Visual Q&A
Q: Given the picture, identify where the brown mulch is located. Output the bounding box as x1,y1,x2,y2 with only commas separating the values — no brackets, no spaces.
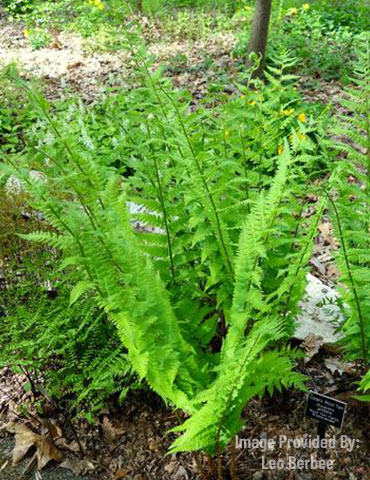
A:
0,349,369,480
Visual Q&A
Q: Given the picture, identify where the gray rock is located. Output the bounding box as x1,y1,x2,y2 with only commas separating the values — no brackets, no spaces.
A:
4,171,46,195
4,175,23,195
295,273,343,345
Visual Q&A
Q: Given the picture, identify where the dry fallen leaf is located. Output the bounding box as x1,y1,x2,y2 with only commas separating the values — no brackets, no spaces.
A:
325,358,357,376
301,334,323,363
310,257,326,276
60,458,95,475
148,438,158,452
102,416,117,444
175,465,188,479
46,420,62,441
36,436,63,470
55,436,83,454
319,221,338,247
60,459,76,473
7,423,39,464
7,422,62,469
164,460,177,474
113,468,130,479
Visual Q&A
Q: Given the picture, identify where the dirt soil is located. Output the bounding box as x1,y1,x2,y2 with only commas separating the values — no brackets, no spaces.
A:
0,17,237,103
0,352,369,480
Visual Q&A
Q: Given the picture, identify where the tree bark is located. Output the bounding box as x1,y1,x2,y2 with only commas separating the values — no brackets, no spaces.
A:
247,0,273,75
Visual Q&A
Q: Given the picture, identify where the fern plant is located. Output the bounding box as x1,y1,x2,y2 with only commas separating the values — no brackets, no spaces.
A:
328,34,370,397
0,271,132,420
2,48,323,470
0,165,132,422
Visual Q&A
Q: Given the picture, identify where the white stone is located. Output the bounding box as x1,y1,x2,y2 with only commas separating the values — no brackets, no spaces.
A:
4,175,23,195
4,171,46,195
295,273,343,345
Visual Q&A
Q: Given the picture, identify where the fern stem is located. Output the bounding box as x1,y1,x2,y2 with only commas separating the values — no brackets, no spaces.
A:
193,452,210,480
158,84,234,278
276,0,285,33
206,455,218,478
217,442,223,480
282,200,324,323
239,124,250,210
327,191,368,364
365,97,370,180
363,39,370,179
146,121,176,280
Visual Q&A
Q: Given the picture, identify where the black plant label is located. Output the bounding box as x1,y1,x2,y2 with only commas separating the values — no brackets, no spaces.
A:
305,391,346,429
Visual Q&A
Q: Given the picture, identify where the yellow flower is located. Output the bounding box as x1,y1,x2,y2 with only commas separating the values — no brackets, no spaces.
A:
249,100,256,106
283,108,295,116
287,7,298,15
278,145,284,155
297,113,307,122
23,28,31,37
302,3,310,11
93,0,104,9
298,132,307,141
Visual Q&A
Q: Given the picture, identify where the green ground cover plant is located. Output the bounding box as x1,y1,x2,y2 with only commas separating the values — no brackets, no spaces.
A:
235,1,370,83
0,72,37,154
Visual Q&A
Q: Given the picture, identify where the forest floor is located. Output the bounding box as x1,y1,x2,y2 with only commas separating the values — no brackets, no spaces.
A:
0,17,343,107
0,15,369,480
0,17,237,102
1,353,369,480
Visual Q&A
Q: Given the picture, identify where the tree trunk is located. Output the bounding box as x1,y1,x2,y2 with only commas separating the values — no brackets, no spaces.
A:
247,0,273,75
